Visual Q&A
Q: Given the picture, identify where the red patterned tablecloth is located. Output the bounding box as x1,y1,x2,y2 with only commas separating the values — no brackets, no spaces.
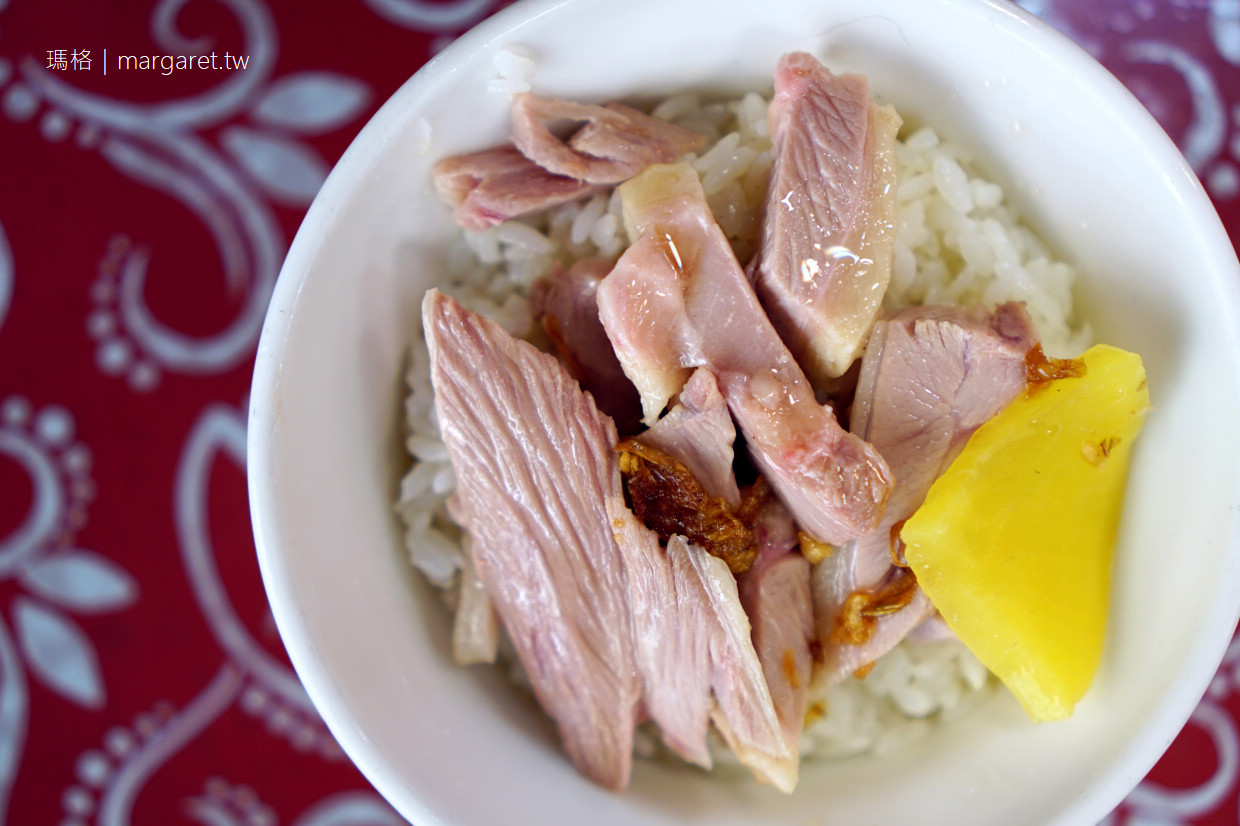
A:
1,2,1238,824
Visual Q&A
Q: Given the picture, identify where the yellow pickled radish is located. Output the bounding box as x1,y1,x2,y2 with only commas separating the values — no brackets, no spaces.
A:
901,344,1149,722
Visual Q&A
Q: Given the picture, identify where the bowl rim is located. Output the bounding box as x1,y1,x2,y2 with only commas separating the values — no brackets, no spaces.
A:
248,0,1240,823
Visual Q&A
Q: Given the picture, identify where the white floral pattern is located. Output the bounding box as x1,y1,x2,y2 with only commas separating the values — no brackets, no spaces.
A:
0,0,402,822
1016,0,1240,203
7,0,360,391
0,395,127,815
362,0,496,31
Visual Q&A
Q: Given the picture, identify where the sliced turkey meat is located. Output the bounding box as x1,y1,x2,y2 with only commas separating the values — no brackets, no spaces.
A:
596,161,892,544
637,368,741,509
672,535,798,792
424,289,641,789
432,145,601,231
531,257,643,434
810,302,1038,691
747,52,900,385
426,289,797,791
512,93,708,184
737,495,814,763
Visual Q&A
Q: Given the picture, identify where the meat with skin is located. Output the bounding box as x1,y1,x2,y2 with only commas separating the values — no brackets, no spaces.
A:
747,52,901,385
512,93,708,185
432,145,601,231
531,258,643,433
737,497,813,762
810,302,1038,691
637,368,741,508
596,162,892,545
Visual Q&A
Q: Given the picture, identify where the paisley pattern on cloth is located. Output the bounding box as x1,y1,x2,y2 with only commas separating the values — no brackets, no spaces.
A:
0,1,1237,823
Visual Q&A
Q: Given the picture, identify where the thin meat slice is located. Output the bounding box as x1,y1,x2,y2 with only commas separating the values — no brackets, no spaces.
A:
823,586,937,688
671,536,798,792
742,554,813,760
432,145,600,231
637,368,741,508
597,162,892,545
512,93,708,184
748,52,901,385
608,506,794,788
810,302,1038,691
852,304,1038,503
424,289,641,790
738,497,813,763
427,289,797,790
606,502,714,768
531,258,643,433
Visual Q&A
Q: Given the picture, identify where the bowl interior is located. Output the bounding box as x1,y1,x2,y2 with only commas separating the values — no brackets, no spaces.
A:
249,0,1240,824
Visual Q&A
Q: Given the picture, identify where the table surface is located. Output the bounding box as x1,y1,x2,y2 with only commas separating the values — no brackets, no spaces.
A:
2,1,1239,824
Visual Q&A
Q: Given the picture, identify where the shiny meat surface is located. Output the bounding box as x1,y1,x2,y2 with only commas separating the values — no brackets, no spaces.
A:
512,93,708,184
424,289,640,789
597,162,892,544
748,52,900,384
431,145,600,231
811,302,1038,690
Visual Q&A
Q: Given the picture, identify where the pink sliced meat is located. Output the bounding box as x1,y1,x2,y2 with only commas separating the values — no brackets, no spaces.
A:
637,368,741,508
424,289,641,789
432,145,601,231
610,507,796,788
512,93,707,185
592,229,693,426
426,289,798,790
531,258,643,434
747,52,901,384
738,497,813,763
597,162,892,545
605,503,714,768
810,302,1038,691
671,535,797,792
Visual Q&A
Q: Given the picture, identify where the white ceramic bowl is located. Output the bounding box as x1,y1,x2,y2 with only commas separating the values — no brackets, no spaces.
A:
248,0,1240,823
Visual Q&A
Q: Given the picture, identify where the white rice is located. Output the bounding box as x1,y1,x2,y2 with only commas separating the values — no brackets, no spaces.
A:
396,87,1090,765
488,46,537,95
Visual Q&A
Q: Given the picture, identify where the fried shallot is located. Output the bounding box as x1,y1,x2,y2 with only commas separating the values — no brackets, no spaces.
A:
617,439,758,574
